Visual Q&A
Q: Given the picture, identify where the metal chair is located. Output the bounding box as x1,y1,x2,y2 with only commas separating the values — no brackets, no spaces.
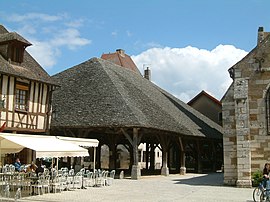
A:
3,183,10,199
84,171,94,187
50,174,61,193
42,175,51,194
31,173,44,195
73,171,83,189
107,170,116,186
95,170,107,187
14,187,21,202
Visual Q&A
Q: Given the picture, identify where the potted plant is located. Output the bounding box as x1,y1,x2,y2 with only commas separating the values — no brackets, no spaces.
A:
252,170,263,187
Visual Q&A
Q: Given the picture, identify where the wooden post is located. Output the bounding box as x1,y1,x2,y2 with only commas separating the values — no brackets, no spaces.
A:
131,128,141,179
211,141,217,172
178,137,186,175
159,134,170,176
196,140,202,173
120,128,141,180
96,144,101,169
108,136,117,169
161,147,169,176
149,142,155,171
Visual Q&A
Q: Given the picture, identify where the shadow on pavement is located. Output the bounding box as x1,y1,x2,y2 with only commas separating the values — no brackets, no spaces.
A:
173,172,224,186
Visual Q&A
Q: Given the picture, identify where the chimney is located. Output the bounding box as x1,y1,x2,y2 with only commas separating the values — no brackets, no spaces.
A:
257,26,264,45
144,67,151,80
116,49,125,57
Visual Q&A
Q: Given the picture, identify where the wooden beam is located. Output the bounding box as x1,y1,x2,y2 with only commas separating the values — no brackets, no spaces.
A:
178,137,184,152
123,143,131,152
159,134,170,149
120,128,132,144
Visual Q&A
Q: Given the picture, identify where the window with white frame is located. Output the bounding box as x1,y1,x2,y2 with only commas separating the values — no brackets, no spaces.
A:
15,83,29,111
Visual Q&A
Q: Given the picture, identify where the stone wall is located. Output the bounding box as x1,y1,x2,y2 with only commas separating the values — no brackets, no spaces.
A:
222,30,270,187
222,84,237,185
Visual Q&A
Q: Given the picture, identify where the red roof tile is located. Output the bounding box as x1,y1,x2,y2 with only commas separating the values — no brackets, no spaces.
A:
101,49,141,74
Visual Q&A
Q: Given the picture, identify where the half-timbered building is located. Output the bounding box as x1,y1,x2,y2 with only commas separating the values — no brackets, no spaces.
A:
0,25,56,164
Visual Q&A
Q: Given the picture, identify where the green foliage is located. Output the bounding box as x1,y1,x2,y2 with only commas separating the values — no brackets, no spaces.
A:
252,170,263,187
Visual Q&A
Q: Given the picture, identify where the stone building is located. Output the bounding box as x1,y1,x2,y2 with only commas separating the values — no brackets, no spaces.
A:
222,27,270,187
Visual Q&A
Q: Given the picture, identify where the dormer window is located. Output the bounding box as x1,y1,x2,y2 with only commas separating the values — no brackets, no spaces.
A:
0,32,31,64
8,43,24,63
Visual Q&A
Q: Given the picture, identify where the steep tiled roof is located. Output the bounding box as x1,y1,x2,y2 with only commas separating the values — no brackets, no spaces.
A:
51,57,222,139
0,32,32,45
0,25,55,85
0,25,9,34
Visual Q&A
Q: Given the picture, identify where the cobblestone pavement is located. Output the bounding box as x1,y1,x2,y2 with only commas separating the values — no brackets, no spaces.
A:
12,173,254,202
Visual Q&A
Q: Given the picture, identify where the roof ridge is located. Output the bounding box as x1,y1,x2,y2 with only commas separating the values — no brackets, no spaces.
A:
98,59,143,126
157,86,223,134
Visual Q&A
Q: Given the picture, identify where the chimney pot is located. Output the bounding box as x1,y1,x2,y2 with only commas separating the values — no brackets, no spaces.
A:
144,67,151,80
116,49,125,57
257,26,265,45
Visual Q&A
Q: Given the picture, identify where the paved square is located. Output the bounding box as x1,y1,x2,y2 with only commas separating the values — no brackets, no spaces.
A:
13,173,253,202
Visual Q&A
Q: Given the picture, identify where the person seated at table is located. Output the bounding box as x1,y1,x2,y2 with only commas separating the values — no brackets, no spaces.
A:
14,157,22,172
26,162,38,173
35,159,44,176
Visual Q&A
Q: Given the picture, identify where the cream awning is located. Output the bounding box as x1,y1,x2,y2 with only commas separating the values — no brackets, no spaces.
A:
0,133,89,158
56,136,99,147
56,136,99,173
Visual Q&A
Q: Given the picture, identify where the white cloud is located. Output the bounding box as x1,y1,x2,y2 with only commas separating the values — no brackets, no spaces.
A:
65,19,84,28
7,13,92,70
8,13,66,22
27,40,60,68
17,24,37,35
50,28,91,50
26,28,91,69
132,45,248,102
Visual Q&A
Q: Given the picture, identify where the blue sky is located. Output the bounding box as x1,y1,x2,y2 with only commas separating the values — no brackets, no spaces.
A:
1,0,270,102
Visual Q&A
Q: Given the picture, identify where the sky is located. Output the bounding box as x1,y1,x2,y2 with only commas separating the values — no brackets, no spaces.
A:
0,0,270,102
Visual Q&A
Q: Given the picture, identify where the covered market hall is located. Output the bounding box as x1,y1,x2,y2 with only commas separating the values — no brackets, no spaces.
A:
50,57,223,179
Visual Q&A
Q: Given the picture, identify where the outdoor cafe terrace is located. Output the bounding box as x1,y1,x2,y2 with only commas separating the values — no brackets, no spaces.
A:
0,165,115,201
0,133,102,201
